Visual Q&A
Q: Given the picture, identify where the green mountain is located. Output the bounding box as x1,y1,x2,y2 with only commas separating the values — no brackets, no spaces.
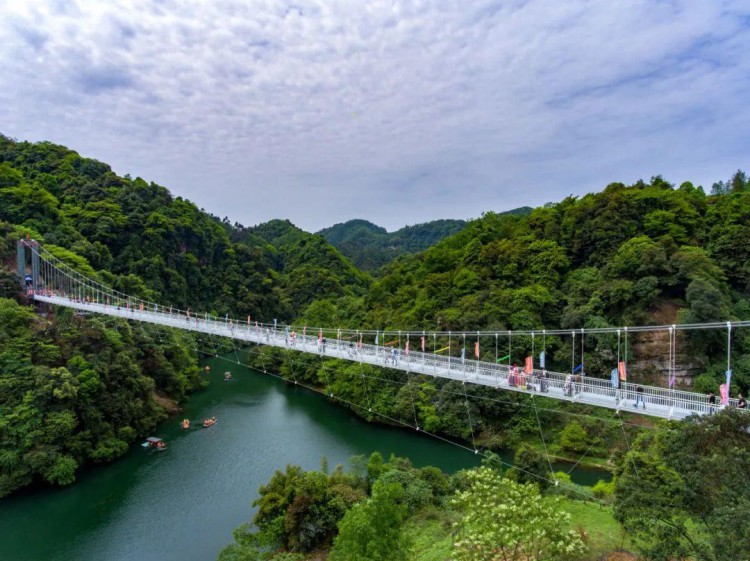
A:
0,135,366,496
2,132,749,503
318,210,531,272
256,174,750,458
232,219,370,315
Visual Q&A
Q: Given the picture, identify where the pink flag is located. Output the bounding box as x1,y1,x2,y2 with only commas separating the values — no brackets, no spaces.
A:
247,315,251,325
720,383,729,405
618,361,627,381
525,356,533,374
405,341,410,355
318,329,322,342
474,341,480,358
303,325,307,336
358,334,363,349
421,336,425,352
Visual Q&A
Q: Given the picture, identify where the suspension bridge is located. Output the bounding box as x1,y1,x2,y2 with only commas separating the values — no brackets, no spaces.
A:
16,239,746,422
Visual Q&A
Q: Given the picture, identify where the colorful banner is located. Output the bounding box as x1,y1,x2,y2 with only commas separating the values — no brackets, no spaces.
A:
573,363,583,374
434,346,450,354
610,368,619,389
496,354,510,363
618,361,627,381
720,383,729,405
524,356,533,374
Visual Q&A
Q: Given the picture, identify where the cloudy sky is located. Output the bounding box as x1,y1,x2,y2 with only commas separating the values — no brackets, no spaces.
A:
1,1,749,232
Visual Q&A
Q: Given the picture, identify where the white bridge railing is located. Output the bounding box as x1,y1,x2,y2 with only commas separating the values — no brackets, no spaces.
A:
33,294,737,421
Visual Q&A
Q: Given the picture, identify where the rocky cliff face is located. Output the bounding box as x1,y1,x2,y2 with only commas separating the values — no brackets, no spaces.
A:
630,329,703,388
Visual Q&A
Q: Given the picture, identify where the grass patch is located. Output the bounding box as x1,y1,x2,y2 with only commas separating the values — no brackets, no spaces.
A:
559,499,633,560
405,501,631,561
407,508,456,561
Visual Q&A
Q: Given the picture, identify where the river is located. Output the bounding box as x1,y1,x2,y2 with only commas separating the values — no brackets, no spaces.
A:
0,355,609,561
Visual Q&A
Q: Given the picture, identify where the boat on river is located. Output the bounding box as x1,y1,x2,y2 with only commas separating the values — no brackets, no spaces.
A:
203,417,217,428
181,419,190,429
224,371,232,381
142,436,167,450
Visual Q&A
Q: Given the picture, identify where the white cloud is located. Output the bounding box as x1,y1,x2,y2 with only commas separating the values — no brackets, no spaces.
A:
1,0,748,230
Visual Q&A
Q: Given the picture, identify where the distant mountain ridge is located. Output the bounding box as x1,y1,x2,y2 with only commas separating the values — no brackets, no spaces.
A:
318,209,532,272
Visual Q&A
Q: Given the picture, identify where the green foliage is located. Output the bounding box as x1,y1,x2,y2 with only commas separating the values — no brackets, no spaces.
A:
0,135,375,495
451,466,586,561
614,409,750,561
0,297,201,497
366,451,384,483
329,480,412,561
262,172,750,461
560,420,589,453
592,479,615,502
507,443,552,490
318,218,472,272
377,468,434,514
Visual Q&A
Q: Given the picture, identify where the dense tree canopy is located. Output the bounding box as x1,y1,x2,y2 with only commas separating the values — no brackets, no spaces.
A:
614,409,750,561
2,133,749,507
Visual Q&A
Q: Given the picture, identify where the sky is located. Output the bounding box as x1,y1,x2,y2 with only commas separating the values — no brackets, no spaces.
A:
1,1,749,232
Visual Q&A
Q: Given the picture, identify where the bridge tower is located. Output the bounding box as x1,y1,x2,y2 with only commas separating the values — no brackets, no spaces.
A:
16,238,40,293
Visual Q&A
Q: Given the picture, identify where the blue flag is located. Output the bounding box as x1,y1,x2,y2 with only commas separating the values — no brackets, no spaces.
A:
539,351,546,369
375,333,379,345
610,368,619,389
573,363,583,374
460,347,465,363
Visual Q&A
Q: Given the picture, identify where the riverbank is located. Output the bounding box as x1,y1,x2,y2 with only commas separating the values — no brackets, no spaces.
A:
217,446,630,561
0,356,483,561
248,349,616,480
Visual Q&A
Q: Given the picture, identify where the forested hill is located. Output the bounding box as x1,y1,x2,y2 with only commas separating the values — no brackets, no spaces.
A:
302,174,750,395
231,219,370,314
0,134,367,496
317,218,460,272
318,210,531,272
0,135,366,320
1,132,749,500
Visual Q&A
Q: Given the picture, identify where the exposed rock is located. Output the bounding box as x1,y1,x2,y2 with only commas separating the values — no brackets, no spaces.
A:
152,392,180,414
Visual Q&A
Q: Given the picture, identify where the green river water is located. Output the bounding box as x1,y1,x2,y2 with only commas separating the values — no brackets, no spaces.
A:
0,355,609,561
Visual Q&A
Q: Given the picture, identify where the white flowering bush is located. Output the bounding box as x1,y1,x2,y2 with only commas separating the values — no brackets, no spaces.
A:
451,467,586,561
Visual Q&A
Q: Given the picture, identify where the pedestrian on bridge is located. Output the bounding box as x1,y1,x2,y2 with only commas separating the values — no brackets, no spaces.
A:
564,373,572,397
635,385,645,409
